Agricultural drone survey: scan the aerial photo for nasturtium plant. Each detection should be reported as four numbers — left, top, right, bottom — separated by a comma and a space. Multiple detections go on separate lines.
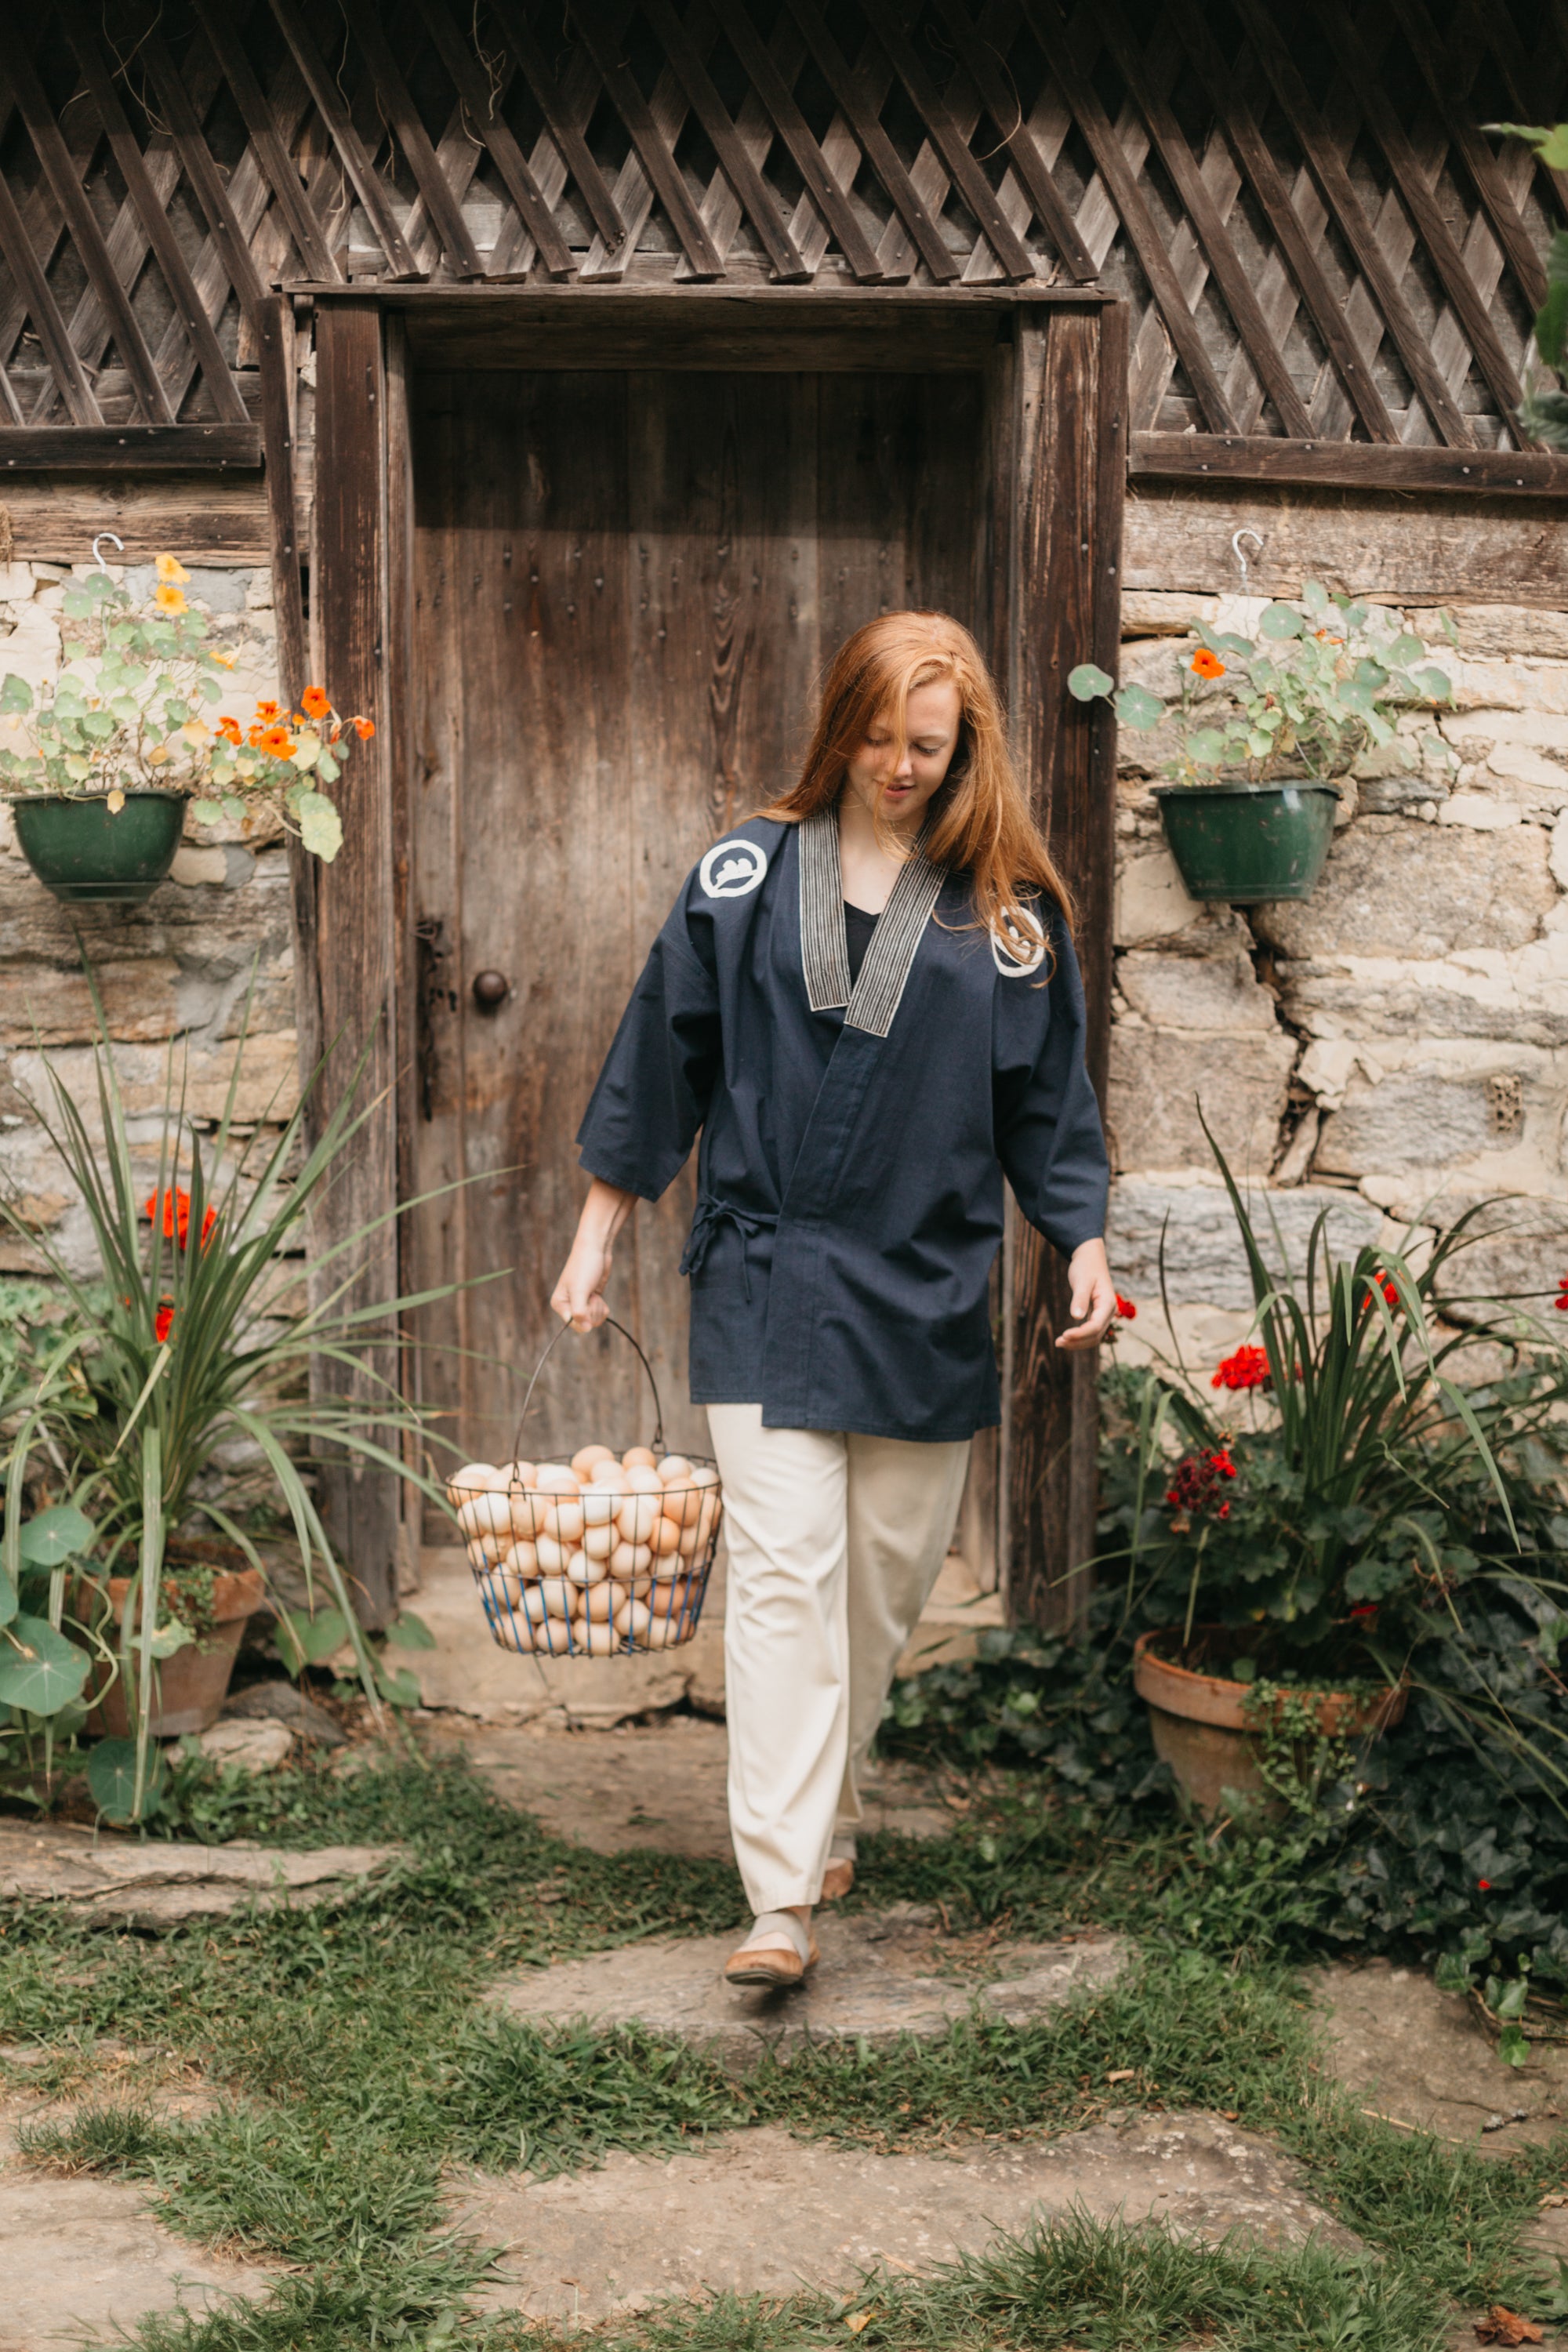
0, 554, 373, 862
1069, 579, 1454, 786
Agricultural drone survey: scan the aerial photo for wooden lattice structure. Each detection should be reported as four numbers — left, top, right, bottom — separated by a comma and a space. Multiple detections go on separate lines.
2, 1, 1564, 1626
0, 2, 1563, 495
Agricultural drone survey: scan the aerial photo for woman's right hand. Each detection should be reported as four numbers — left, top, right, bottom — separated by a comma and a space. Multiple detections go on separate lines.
550, 1178, 638, 1331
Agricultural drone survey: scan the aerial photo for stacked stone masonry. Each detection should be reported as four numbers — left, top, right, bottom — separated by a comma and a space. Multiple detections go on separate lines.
0, 562, 294, 1279
1109, 571, 1568, 1361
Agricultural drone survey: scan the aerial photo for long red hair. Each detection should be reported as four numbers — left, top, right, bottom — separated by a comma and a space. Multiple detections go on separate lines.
762, 611, 1075, 953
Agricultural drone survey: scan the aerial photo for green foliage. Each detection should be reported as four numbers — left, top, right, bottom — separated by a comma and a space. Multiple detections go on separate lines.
0, 561, 366, 862
1069, 580, 1452, 788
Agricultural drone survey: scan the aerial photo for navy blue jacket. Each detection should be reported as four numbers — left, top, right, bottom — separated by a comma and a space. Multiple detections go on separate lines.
576, 811, 1109, 1444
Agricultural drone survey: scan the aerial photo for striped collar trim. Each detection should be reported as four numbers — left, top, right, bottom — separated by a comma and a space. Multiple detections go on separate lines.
797, 806, 944, 1040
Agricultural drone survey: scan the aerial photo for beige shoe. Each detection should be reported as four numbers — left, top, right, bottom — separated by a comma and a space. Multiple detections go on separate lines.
724, 1910, 818, 1989
821, 1859, 855, 1900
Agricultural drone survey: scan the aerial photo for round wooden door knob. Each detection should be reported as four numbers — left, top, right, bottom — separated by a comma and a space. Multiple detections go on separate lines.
471, 970, 510, 1011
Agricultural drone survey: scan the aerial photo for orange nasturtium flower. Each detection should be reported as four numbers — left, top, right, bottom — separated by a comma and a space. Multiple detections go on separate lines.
154, 1301, 176, 1346
301, 685, 331, 720
258, 725, 296, 760
154, 553, 191, 585
354, 715, 376, 740
216, 715, 243, 746
154, 583, 187, 615
254, 699, 282, 722
1191, 648, 1226, 680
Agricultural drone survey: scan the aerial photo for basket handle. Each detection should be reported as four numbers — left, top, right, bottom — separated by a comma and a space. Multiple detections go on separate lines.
508, 1314, 666, 1466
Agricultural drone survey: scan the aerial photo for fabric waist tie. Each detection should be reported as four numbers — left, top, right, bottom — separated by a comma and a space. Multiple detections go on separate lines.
679, 1196, 779, 1304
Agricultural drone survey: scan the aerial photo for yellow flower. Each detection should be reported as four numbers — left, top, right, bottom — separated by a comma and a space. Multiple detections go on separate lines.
180, 719, 210, 744
209, 650, 236, 670
154, 553, 191, 584
147, 745, 169, 766
154, 584, 187, 615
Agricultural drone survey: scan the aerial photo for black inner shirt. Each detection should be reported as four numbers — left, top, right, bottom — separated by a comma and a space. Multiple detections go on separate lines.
844, 900, 880, 987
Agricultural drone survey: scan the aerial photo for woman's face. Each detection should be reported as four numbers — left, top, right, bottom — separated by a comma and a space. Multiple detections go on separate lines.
843, 677, 963, 831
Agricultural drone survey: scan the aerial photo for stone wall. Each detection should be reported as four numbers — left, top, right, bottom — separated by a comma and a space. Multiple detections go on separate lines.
1105, 572, 1568, 1367
0, 561, 294, 1279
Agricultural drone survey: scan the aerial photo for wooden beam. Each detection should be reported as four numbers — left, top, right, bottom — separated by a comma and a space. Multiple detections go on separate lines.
136, 24, 270, 325
783, 0, 960, 281
297, 297, 402, 1628
477, 0, 628, 257
1021, 0, 1239, 434
720, 0, 886, 281
188, 0, 343, 285
1232, 0, 1475, 449
0, 140, 102, 425
265, 0, 423, 281
641, 0, 810, 281
1131, 430, 1568, 495
413, 0, 579, 277
0, 21, 175, 422
337, 0, 485, 280
1004, 302, 1125, 1635
1167, 0, 1397, 445
256, 296, 307, 702
0, 424, 261, 470
932, 0, 1098, 281
860, 0, 1036, 280
568, 9, 727, 280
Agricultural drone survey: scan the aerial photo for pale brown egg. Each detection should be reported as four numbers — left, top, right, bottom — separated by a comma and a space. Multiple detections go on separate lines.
580, 1482, 621, 1527
615, 1595, 653, 1644
622, 1446, 659, 1471
535, 1464, 579, 1494
510, 1490, 547, 1540
572, 1443, 616, 1479
577, 1581, 619, 1625
662, 1483, 703, 1531
501, 1538, 538, 1578
501, 1459, 538, 1489
656, 1455, 694, 1485
617, 1492, 662, 1546
448, 1461, 498, 1508
532, 1576, 577, 1621
466, 1530, 510, 1570
565, 1548, 608, 1587
608, 1538, 654, 1581
624, 1464, 664, 1495
459, 1488, 513, 1541
534, 1533, 572, 1575
579, 1619, 620, 1657
649, 1513, 683, 1558
676, 1520, 701, 1559
582, 1521, 615, 1560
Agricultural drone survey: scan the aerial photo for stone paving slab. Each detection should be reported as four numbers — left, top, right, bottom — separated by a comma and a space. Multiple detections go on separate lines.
423, 1715, 953, 1860
492, 1905, 1127, 2069
1314, 1960, 1568, 2156
0, 1820, 401, 1929
454, 2112, 1359, 2325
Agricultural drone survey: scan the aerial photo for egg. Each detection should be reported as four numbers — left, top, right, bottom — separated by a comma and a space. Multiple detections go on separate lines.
490, 1564, 525, 1607
491, 1610, 532, 1653
661, 1483, 702, 1530
578, 1619, 621, 1657
572, 1443, 616, 1478
565, 1548, 608, 1587
649, 1512, 682, 1558
501, 1458, 538, 1488
459, 1488, 514, 1541
535, 1461, 577, 1490
466, 1530, 510, 1570
622, 1446, 659, 1471
677, 1520, 701, 1559
534, 1533, 572, 1575
532, 1575, 578, 1621
576, 1581, 619, 1624
534, 1614, 579, 1657
695, 1492, 722, 1547
501, 1538, 538, 1578
510, 1492, 547, 1540
648, 1544, 685, 1581
691, 1464, 720, 1490
582, 1520, 615, 1559
580, 1483, 620, 1527
615, 1595, 653, 1644
608, 1538, 653, 1581
617, 1492, 662, 1546
639, 1614, 681, 1649
656, 1455, 694, 1485
448, 1460, 498, 1507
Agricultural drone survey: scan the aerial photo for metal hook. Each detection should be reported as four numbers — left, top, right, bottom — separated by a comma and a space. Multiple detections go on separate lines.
91, 531, 124, 572
1231, 528, 1263, 592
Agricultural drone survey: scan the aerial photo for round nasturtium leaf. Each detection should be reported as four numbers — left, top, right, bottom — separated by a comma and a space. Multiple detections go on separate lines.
1066, 662, 1115, 702
0, 1616, 91, 1716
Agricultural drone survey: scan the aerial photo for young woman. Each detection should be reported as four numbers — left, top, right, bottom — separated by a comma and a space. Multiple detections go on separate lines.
552, 611, 1116, 1987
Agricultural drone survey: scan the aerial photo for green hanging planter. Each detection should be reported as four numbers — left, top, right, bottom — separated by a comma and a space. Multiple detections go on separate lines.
9, 790, 189, 906
1152, 779, 1341, 904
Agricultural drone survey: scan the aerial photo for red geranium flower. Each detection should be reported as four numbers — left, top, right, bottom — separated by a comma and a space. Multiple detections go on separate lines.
1167, 1447, 1238, 1519
1348, 1602, 1379, 1620
154, 1301, 175, 1345
1477, 1878, 1492, 1892
144, 1187, 216, 1250
1554, 1271, 1568, 1312
1114, 1294, 1137, 1320
1213, 1345, 1271, 1392
1359, 1269, 1400, 1314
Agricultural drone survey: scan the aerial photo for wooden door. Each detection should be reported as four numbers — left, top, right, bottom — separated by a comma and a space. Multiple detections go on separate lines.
408, 366, 985, 1474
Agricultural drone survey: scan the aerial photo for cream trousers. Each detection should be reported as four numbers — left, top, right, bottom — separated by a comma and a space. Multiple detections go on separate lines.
707, 1403, 970, 1913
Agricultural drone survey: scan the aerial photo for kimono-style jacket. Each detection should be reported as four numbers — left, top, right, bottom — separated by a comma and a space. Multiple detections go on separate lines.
576, 810, 1109, 1444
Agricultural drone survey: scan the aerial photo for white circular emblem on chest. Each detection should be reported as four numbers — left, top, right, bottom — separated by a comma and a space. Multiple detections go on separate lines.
992, 909, 1047, 977
699, 839, 769, 899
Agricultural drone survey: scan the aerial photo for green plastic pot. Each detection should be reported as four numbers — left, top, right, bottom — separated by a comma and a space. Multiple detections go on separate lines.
1152, 779, 1341, 904
9, 790, 189, 905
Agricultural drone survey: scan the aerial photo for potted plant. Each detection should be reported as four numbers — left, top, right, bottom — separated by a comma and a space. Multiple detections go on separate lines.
1099, 1127, 1568, 1814
1069, 583, 1454, 902
0, 971, 453, 1820
0, 554, 373, 905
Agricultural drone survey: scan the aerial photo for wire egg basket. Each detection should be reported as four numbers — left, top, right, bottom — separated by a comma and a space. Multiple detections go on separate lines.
448, 1318, 721, 1658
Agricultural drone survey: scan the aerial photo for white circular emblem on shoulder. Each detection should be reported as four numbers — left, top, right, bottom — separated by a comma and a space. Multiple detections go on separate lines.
699, 839, 769, 900
992, 908, 1047, 977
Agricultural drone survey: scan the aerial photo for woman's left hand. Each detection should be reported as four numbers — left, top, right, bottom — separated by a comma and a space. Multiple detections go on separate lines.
1057, 1238, 1118, 1351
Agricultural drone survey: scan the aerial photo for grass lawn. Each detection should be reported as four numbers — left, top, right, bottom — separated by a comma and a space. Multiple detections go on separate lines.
2, 1751, 1564, 2350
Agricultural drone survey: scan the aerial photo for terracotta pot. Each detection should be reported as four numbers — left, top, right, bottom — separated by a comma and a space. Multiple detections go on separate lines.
1132, 1626, 1409, 1815
84, 1565, 266, 1739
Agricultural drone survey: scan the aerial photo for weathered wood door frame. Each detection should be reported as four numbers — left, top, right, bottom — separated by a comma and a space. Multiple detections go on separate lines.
298, 287, 1125, 1633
